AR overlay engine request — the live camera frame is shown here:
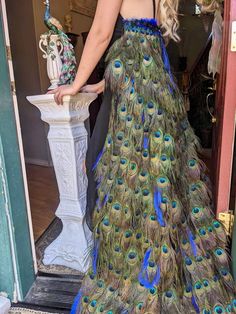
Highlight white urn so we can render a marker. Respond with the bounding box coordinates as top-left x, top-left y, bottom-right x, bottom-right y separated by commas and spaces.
39, 33, 63, 90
